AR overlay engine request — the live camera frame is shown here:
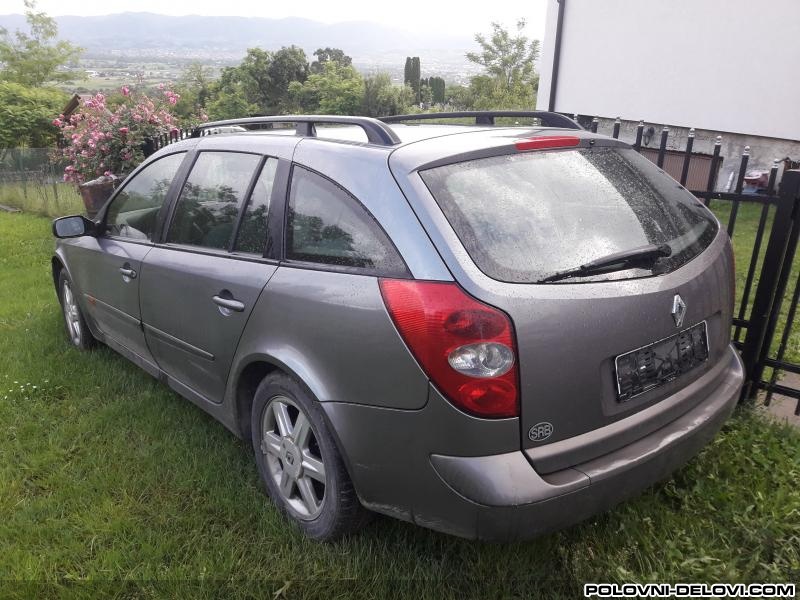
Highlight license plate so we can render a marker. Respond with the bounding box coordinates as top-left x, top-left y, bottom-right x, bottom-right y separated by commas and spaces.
615, 322, 709, 402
